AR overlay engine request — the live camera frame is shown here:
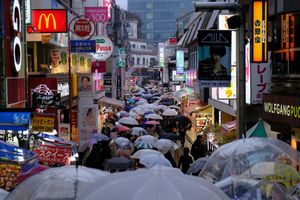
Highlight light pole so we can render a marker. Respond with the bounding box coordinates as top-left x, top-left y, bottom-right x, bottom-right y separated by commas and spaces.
194, 2, 246, 138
